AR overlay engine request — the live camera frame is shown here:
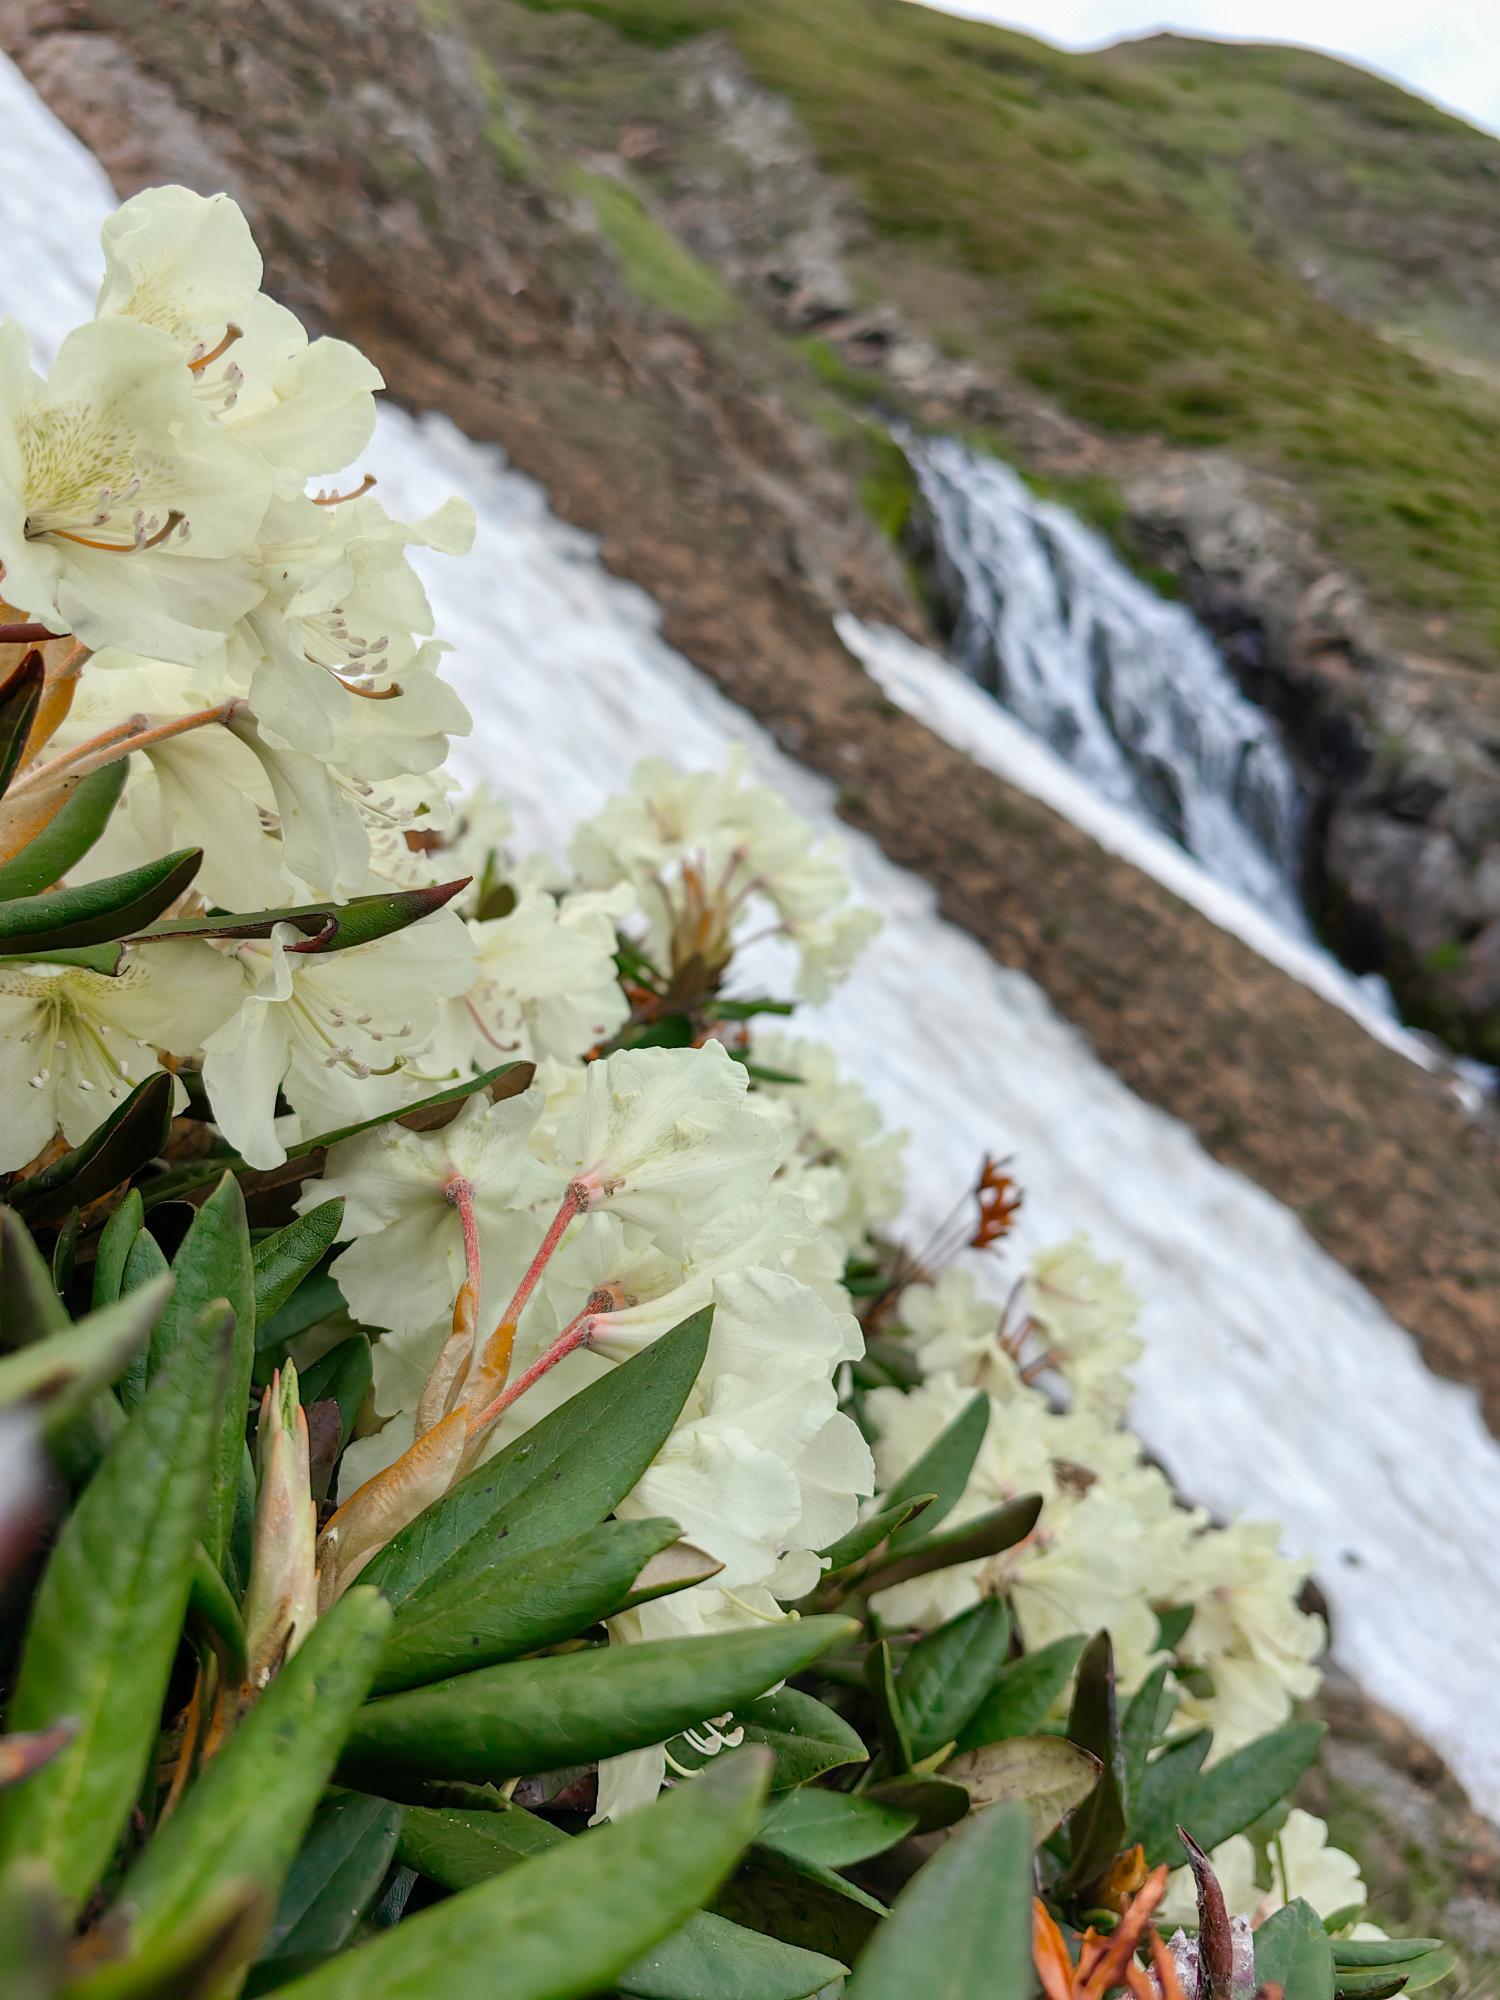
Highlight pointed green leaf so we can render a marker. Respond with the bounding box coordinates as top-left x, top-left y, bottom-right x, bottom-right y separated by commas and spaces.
0, 1207, 67, 1349
1121, 1661, 1173, 1815
859, 1494, 1042, 1594
843, 1801, 1032, 2000
815, 1494, 935, 1578
252, 1201, 344, 1329
0, 1276, 168, 1427
757, 1791, 916, 1869
0, 1304, 232, 1915
880, 1393, 989, 1550
396, 1804, 844, 2000
864, 1640, 912, 1776
0, 760, 127, 900
91, 1189, 144, 1309
898, 1599, 1012, 1763
716, 1847, 883, 1964
258, 1274, 346, 1356
260, 1794, 405, 1965
1132, 1730, 1212, 1855
6, 1071, 175, 1226
863, 1775, 971, 1834
274, 1751, 770, 2000
341, 1615, 855, 1787
955, 1633, 1086, 1751
298, 1336, 371, 1463
1255, 1898, 1336, 2000
0, 848, 200, 951
361, 1308, 713, 1606
1061, 1631, 1127, 1892
119, 1589, 391, 1957
734, 1688, 868, 1790
374, 1518, 682, 1695
129, 878, 468, 954
1149, 1722, 1326, 1868
147, 1173, 255, 1571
